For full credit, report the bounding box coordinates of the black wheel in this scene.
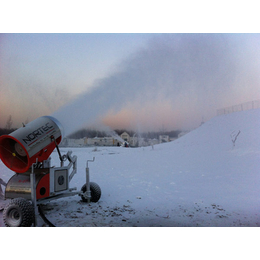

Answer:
[3,198,35,227]
[81,182,101,203]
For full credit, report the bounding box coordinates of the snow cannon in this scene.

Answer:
[0,116,63,173]
[0,116,101,227]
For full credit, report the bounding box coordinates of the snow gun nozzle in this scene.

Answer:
[0,116,64,173]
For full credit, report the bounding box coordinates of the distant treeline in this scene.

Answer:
[68,128,181,139]
[0,127,181,140]
[0,128,17,136]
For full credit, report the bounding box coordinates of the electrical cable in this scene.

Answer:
[38,204,56,227]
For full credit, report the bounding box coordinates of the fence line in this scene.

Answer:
[217,100,260,116]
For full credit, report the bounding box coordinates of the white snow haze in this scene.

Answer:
[51,34,260,136]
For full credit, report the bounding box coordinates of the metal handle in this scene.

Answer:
[86,157,95,168]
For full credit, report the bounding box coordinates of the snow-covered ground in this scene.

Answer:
[0,108,260,227]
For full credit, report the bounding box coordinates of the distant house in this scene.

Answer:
[130,135,144,147]
[87,137,102,146]
[148,138,159,146]
[120,132,130,143]
[61,138,85,147]
[86,137,116,146]
[159,135,170,143]
[61,131,175,148]
[61,137,117,147]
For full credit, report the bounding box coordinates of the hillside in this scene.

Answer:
[1,108,260,226]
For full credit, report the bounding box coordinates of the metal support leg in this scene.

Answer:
[86,157,95,203]
[30,170,38,227]
[86,167,91,203]
[0,178,7,199]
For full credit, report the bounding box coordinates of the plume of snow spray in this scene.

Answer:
[51,34,260,136]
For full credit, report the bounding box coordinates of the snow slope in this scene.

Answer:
[0,108,260,226]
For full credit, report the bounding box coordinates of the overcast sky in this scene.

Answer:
[1,33,260,133]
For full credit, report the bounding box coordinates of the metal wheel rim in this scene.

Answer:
[8,208,22,226]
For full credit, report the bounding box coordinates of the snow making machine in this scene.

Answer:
[0,116,101,227]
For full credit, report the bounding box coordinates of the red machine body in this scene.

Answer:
[5,170,50,200]
[0,116,63,173]
[0,115,101,227]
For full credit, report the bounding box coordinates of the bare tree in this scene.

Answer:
[230,130,241,148]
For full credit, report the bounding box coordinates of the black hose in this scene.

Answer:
[38,204,56,227]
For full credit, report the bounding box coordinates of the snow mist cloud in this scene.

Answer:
[52,34,260,136]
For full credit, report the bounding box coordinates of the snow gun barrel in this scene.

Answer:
[0,116,64,173]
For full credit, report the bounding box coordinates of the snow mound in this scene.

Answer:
[1,108,260,226]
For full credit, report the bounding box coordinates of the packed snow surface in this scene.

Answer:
[1,109,260,226]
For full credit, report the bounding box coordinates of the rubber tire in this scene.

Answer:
[81,182,101,203]
[3,198,35,227]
